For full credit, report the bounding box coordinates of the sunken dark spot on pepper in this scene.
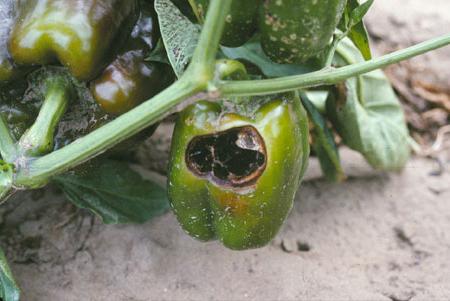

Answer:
[186,126,267,188]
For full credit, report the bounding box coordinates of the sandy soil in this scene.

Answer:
[1,0,450,300]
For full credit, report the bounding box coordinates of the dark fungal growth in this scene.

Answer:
[186,126,267,188]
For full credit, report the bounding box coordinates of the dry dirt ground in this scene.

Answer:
[1,0,450,300]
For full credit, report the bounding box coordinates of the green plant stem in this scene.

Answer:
[19,78,71,157]
[187,0,232,85]
[12,24,450,188]
[14,0,232,188]
[324,34,345,67]
[219,34,450,96]
[0,116,16,162]
[187,0,201,22]
[15,79,196,187]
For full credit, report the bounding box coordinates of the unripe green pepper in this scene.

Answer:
[90,2,174,115]
[190,0,260,47]
[168,94,310,250]
[260,0,347,64]
[9,0,139,81]
[188,0,346,63]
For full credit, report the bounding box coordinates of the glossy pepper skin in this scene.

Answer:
[168,95,310,250]
[188,0,346,63]
[9,0,139,81]
[90,2,174,115]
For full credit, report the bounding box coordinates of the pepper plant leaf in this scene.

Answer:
[326,38,410,171]
[146,39,171,65]
[155,0,201,77]
[0,247,20,301]
[54,160,169,224]
[338,0,373,60]
[300,93,345,182]
[221,39,315,78]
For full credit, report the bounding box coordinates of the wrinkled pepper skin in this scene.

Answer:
[9,0,139,81]
[168,95,310,250]
[190,0,260,47]
[188,0,345,63]
[260,0,347,63]
[91,2,174,115]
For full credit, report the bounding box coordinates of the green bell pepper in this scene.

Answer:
[260,0,347,64]
[168,93,310,250]
[9,0,139,81]
[188,0,346,63]
[190,0,260,47]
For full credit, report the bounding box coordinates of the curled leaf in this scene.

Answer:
[326,38,411,171]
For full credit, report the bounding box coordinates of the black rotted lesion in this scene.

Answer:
[186,126,267,187]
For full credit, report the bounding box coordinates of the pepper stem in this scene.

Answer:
[19,76,72,157]
[0,116,16,162]
[219,33,450,96]
[187,0,232,87]
[11,8,450,189]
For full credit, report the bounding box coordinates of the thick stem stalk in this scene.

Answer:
[15,79,196,187]
[187,0,232,85]
[18,77,71,157]
[15,0,233,188]
[219,34,450,96]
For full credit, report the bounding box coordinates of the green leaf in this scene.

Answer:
[221,40,315,78]
[155,0,201,78]
[338,0,373,60]
[0,160,13,203]
[326,38,411,171]
[169,0,198,22]
[146,39,171,65]
[347,22,372,61]
[349,0,374,26]
[0,247,20,301]
[300,93,345,182]
[54,160,170,224]
[304,90,329,114]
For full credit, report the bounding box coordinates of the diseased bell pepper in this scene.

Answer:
[168,94,310,250]
[188,0,346,63]
[9,0,139,81]
[90,2,174,115]
[260,0,347,64]
[190,0,260,47]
